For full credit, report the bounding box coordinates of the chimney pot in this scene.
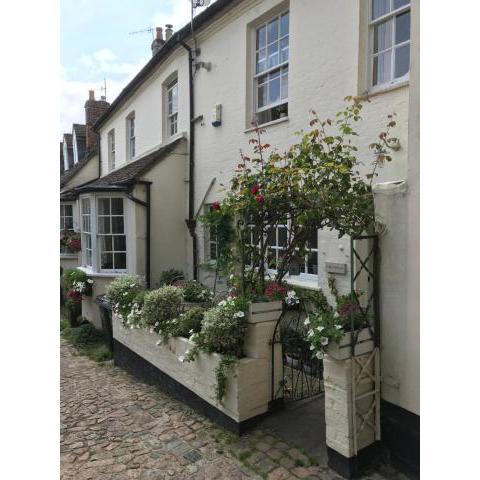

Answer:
[156,27,163,41]
[89,90,95,101]
[165,24,173,41]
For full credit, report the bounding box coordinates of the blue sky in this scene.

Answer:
[60,0,215,137]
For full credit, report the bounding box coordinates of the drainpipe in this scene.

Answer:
[180,39,198,280]
[127,181,152,288]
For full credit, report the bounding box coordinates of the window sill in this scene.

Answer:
[284,276,319,291]
[244,116,289,133]
[77,266,126,278]
[367,79,409,97]
[60,253,78,259]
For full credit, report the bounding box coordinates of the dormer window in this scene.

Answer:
[63,142,69,171]
[108,129,115,171]
[167,79,178,137]
[126,113,135,160]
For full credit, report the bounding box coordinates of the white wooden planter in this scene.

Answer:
[112,305,283,426]
[326,327,374,360]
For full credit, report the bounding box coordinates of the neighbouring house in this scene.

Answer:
[60,91,110,272]
[61,0,419,476]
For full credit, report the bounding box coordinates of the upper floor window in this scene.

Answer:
[167,79,178,136]
[127,113,135,160]
[108,129,115,170]
[60,204,74,232]
[254,11,289,125]
[370,0,410,88]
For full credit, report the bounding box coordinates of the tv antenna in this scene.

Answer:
[100,78,107,101]
[129,27,154,40]
[192,0,211,8]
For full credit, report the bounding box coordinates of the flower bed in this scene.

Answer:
[112,309,282,432]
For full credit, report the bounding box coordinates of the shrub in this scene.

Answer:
[198,296,248,357]
[142,286,183,334]
[63,268,94,296]
[170,307,205,338]
[264,282,288,301]
[124,290,148,329]
[106,275,145,320]
[159,268,184,286]
[182,280,213,303]
[68,323,105,348]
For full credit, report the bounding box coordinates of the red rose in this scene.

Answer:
[250,183,260,195]
[255,194,265,203]
[211,201,221,210]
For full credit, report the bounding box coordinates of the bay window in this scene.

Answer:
[370,0,410,88]
[79,194,127,273]
[60,203,74,254]
[254,11,289,125]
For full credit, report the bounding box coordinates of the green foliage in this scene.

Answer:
[67,322,105,348]
[196,296,248,357]
[181,280,214,303]
[170,307,205,338]
[60,318,69,332]
[206,97,397,294]
[304,310,345,359]
[142,286,184,335]
[105,275,145,321]
[297,287,332,314]
[61,322,112,363]
[63,268,93,296]
[159,268,184,286]
[214,355,237,402]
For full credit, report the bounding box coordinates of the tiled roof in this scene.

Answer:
[63,133,73,147]
[72,124,86,138]
[75,137,184,193]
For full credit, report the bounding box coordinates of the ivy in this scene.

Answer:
[214,355,237,403]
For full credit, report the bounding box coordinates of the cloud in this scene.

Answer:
[79,48,145,77]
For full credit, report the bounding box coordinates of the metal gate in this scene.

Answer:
[270,300,324,405]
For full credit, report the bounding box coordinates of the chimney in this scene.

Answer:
[151,27,165,56]
[84,90,110,150]
[165,24,173,41]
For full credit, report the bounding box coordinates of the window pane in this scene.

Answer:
[258,84,267,108]
[267,42,279,69]
[101,253,113,269]
[65,205,73,216]
[280,37,289,63]
[394,44,410,78]
[307,252,318,275]
[374,19,392,53]
[267,227,276,246]
[111,198,123,215]
[98,216,110,234]
[395,11,410,44]
[101,236,112,252]
[256,48,267,73]
[112,217,124,234]
[98,198,110,215]
[281,69,288,100]
[307,228,318,248]
[256,25,266,50]
[65,218,73,230]
[393,0,409,9]
[267,18,278,43]
[268,72,281,104]
[373,50,392,85]
[114,235,126,251]
[114,253,126,270]
[372,0,390,19]
[278,227,287,247]
[280,12,289,37]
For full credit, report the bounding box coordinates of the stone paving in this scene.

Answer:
[61,339,407,480]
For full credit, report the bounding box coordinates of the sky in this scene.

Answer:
[60,0,216,138]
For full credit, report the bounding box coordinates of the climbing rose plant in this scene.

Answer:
[201,96,397,295]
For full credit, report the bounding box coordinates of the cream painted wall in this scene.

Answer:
[60,154,99,192]
[97,51,189,177]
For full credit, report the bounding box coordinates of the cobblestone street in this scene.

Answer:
[60,339,406,480]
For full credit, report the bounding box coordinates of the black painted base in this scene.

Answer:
[327,442,382,479]
[113,339,267,435]
[381,400,420,478]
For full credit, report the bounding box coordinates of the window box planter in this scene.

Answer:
[326,327,374,360]
[112,305,283,434]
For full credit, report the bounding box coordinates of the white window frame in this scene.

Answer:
[79,193,128,274]
[63,141,69,171]
[368,0,411,92]
[81,197,93,268]
[73,130,79,164]
[167,79,178,137]
[108,129,116,171]
[253,10,290,124]
[60,203,75,255]
[126,113,135,160]
[245,218,319,283]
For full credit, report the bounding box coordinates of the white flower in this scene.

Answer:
[156,340,162,346]
[304,317,310,326]
[178,355,185,363]
[334,311,339,318]
[316,351,323,359]
[87,279,94,284]
[310,345,315,350]
[155,322,159,327]
[307,330,314,338]
[189,329,194,334]
[316,326,324,332]
[335,325,342,330]
[123,292,128,296]
[321,337,329,346]
[149,328,154,334]
[218,300,227,307]
[234,311,245,318]
[130,325,134,330]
